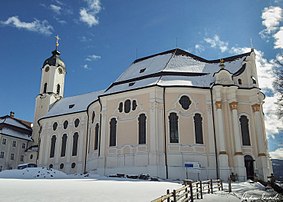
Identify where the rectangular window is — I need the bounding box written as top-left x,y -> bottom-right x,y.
11,153 -> 14,160
22,143 -> 25,149
2,138 -> 6,145
20,155 -> 24,162
12,141 -> 16,147
0,152 -> 4,158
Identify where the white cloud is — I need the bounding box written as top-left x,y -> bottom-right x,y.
260,6 -> 283,49
83,64 -> 92,70
269,148 -> 283,159
0,16 -> 53,35
261,6 -> 282,34
204,35 -> 229,53
50,4 -> 61,15
80,9 -> 99,27
80,0 -> 102,27
274,27 -> 283,49
86,54 -> 101,61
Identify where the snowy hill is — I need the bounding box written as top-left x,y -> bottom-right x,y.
0,167 -> 282,201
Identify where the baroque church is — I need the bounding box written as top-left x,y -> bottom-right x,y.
28,41 -> 273,181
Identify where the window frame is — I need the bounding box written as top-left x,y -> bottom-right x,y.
169,112 -> 179,143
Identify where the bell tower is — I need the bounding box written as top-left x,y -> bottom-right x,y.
32,36 -> 66,145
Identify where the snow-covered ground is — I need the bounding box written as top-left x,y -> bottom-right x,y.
0,167 -> 282,202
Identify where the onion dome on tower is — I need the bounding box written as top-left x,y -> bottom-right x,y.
42,35 -> 65,70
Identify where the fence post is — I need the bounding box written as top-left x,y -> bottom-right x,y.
167,189 -> 170,202
220,179 -> 223,191
189,181 -> 194,202
196,182 -> 199,199
173,189 -> 176,202
200,181 -> 203,199
210,179 -> 213,194
228,178 -> 232,193
185,187 -> 188,200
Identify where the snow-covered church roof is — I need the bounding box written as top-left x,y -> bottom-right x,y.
104,48 -> 252,95
43,90 -> 103,118
42,48 -> 252,119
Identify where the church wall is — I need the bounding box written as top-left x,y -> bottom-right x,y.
38,112 -> 87,174
164,87 -> 217,180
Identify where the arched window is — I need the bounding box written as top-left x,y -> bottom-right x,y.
94,123 -> 99,150
138,114 -> 147,144
72,132 -> 79,156
124,99 -> 131,113
50,135 -> 56,158
109,118 -> 117,146
194,113 -> 204,144
240,115 -> 251,146
57,84 -> 61,94
169,113 -> 179,143
61,134 -> 67,157
43,83 -> 47,94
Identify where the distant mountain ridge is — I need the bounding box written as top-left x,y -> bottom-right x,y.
272,159 -> 283,181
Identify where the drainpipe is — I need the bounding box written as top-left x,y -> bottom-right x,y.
210,86 -> 219,179
163,87 -> 168,179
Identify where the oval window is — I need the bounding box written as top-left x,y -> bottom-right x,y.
53,122 -> 58,131
71,162 -> 76,168
74,119 -> 80,127
63,121 -> 68,129
124,99 -> 131,113
58,68 -> 63,74
45,66 -> 49,72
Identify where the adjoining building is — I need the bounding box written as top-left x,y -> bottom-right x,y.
0,112 -> 32,171
31,46 -> 273,181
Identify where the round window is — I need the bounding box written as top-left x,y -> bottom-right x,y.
45,66 -> 49,72
58,68 -> 63,74
71,162 -> 76,168
60,163 -> 64,169
49,164 -> 53,169
179,95 -> 191,110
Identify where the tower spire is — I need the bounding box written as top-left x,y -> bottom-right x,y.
55,35 -> 60,51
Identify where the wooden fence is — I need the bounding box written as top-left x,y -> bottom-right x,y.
152,179 -> 224,202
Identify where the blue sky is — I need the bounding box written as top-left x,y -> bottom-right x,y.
0,0 -> 282,158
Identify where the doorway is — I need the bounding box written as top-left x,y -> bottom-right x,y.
244,155 -> 254,180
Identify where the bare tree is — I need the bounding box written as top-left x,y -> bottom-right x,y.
273,57 -> 283,119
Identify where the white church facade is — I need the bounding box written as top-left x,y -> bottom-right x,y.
31,45 -> 273,181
